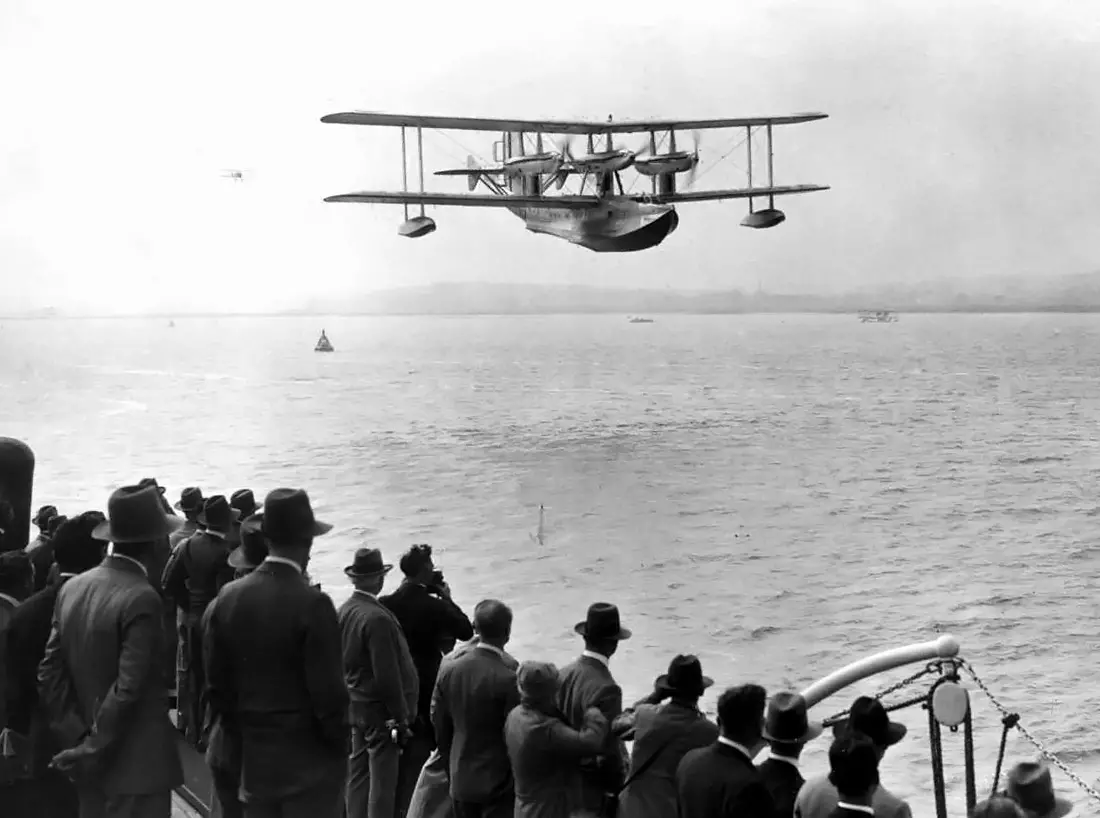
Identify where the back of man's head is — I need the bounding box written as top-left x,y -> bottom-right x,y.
53,513 -> 107,575
399,543 -> 433,579
0,551 -> 34,601
473,598 -> 513,646
716,684 -> 767,744
828,733 -> 880,803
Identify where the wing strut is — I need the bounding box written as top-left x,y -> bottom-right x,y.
746,126 -> 753,214
400,127 -> 409,221
417,126 -> 426,218
767,122 -> 775,210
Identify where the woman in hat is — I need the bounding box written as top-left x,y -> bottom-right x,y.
505,661 -> 607,818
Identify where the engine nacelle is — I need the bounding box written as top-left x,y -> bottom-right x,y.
399,216 -> 437,238
741,208 -> 786,229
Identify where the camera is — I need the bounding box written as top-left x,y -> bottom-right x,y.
430,569 -> 445,587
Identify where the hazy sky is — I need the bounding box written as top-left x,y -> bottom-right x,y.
3,0 -> 1100,314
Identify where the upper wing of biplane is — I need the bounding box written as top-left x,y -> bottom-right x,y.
629,184 -> 831,204
321,111 -> 828,134
324,191 -> 601,209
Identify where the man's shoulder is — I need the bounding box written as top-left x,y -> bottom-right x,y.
10,583 -> 59,625
677,742 -> 715,775
872,783 -> 909,813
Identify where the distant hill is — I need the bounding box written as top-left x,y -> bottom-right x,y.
10,274 -> 1100,318
295,274 -> 1100,315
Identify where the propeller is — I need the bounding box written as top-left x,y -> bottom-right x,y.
685,130 -> 702,188
551,137 -> 574,190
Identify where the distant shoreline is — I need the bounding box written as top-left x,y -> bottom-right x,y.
7,307 -> 1100,320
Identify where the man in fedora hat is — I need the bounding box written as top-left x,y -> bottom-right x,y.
556,602 -> 633,817
380,543 -> 473,818
613,655 -> 719,818
39,483 -> 184,818
677,684 -> 775,818
1003,760 -> 1074,818
170,487 -> 204,549
757,692 -> 823,818
432,599 -> 520,818
338,547 -> 419,818
505,661 -> 607,818
5,513 -> 103,818
203,488 -> 348,818
202,518 -> 270,818
794,696 -> 911,818
163,494 -> 239,747
230,489 -> 262,521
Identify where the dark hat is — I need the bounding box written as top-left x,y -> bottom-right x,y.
762,691 -> 823,744
137,477 -> 167,495
833,696 -> 907,747
46,514 -> 68,536
230,516 -> 269,570
230,488 -> 262,519
655,655 -> 714,698
198,495 -> 239,532
344,548 -> 392,578
252,488 -> 332,544
1005,761 -> 1074,818
173,487 -> 204,513
32,505 -> 58,527
574,602 -> 632,641
92,484 -> 183,543
52,515 -> 106,574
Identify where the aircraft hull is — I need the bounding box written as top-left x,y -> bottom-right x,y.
515,201 -> 678,253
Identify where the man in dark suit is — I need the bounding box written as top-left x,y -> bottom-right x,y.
38,483 -> 185,818
5,513 -> 102,817
822,733 -> 880,818
163,494 -> 238,747
756,692 -> 823,818
676,683 -> 776,818
338,547 -> 419,818
381,543 -> 473,816
25,505 -> 58,591
432,599 -> 519,818
203,488 -> 348,818
556,602 -> 632,817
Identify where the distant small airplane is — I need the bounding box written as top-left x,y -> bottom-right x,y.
320,109 -> 829,253
221,169 -> 245,182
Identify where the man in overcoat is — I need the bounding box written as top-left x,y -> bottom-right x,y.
203,488 -> 348,818
38,483 -> 185,818
338,547 -> 418,818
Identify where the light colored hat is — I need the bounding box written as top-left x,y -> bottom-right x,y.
517,661 -> 560,697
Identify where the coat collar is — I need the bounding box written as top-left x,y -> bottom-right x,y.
105,553 -> 148,578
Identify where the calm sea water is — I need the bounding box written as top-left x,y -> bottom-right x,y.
2,313 -> 1099,815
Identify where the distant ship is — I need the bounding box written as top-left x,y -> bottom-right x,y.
168,320 -> 175,328
859,310 -> 898,323
628,316 -> 654,324
315,330 -> 334,352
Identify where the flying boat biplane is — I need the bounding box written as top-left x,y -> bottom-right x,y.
321,110 -> 829,253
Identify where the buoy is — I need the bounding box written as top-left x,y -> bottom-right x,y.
0,437 -> 35,552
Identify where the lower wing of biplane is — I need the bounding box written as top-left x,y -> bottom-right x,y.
321,110 -> 829,243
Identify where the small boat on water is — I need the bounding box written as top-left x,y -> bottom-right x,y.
859,309 -> 899,323
628,316 -> 654,324
314,330 -> 334,352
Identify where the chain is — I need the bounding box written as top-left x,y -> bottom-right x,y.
822,665 -> 938,725
961,660 -> 1100,805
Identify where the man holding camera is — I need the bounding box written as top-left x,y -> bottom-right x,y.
381,544 -> 474,818
339,548 -> 419,818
